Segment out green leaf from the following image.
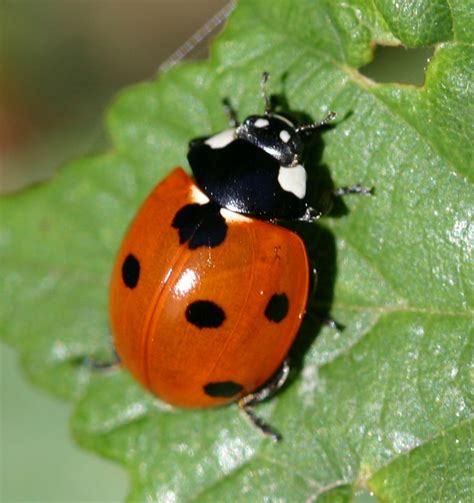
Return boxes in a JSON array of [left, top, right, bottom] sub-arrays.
[[369, 420, 473, 502], [373, 0, 454, 46], [1, 0, 472, 501]]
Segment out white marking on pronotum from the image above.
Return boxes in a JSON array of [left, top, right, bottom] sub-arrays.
[[220, 208, 252, 223], [254, 118, 269, 128], [190, 185, 210, 204], [205, 128, 236, 149], [277, 164, 307, 199], [190, 187, 251, 221], [279, 130, 291, 143]]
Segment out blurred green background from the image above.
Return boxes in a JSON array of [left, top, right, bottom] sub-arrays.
[[0, 1, 432, 501]]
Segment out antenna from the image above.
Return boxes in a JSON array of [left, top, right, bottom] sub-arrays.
[[261, 71, 272, 115], [295, 111, 337, 134]]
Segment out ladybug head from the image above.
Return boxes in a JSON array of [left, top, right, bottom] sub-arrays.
[[188, 72, 336, 221], [235, 114, 304, 167], [235, 72, 335, 168]]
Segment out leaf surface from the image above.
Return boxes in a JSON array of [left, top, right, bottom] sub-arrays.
[[1, 0, 472, 501]]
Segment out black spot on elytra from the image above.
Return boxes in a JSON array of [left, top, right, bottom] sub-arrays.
[[203, 381, 243, 397], [122, 254, 140, 288], [265, 293, 289, 323], [172, 202, 227, 249], [186, 300, 225, 328]]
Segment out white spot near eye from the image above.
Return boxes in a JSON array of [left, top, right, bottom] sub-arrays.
[[279, 130, 291, 143], [254, 118, 269, 128], [277, 164, 307, 199], [204, 128, 236, 149]]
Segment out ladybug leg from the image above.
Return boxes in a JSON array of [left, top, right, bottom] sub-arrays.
[[308, 266, 344, 329], [82, 347, 121, 371], [238, 359, 290, 442], [318, 315, 345, 331], [307, 309, 346, 330], [333, 185, 374, 197], [222, 98, 239, 127], [302, 185, 374, 222], [301, 205, 325, 222]]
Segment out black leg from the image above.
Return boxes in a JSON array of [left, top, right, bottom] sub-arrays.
[[300, 205, 324, 222], [302, 184, 374, 223], [318, 315, 345, 331], [306, 309, 345, 331], [82, 347, 121, 372], [333, 184, 374, 197], [238, 359, 290, 442], [222, 98, 239, 127]]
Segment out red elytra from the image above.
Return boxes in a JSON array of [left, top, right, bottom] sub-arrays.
[[109, 168, 309, 408]]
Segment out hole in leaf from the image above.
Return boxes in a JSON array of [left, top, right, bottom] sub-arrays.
[[360, 45, 434, 86]]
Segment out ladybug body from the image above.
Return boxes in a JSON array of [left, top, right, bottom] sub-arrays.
[[108, 73, 356, 439], [109, 168, 309, 408]]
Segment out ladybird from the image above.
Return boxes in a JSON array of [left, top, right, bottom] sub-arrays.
[[109, 73, 371, 440]]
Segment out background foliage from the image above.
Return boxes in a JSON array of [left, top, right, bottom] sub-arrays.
[[1, 0, 472, 501]]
